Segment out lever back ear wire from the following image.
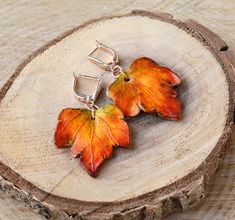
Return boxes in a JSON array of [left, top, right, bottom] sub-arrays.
[[72, 72, 102, 119], [88, 41, 128, 79], [88, 40, 119, 71]]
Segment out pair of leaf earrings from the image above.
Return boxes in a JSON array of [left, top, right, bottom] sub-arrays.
[[54, 41, 182, 176]]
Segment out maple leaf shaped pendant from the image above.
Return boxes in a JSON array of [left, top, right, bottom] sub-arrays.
[[107, 57, 182, 120], [55, 104, 130, 176]]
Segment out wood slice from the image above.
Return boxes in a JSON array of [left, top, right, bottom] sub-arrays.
[[0, 10, 234, 220]]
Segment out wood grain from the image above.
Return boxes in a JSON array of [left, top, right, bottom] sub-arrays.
[[0, 1, 234, 219]]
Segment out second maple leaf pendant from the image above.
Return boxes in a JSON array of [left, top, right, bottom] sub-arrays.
[[108, 57, 182, 119], [88, 42, 182, 120], [54, 73, 130, 176], [55, 104, 130, 176]]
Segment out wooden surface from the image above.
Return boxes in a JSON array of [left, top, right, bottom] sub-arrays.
[[0, 0, 234, 219]]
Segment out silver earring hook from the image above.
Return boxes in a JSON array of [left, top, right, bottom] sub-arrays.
[[88, 41, 123, 78], [73, 72, 101, 109]]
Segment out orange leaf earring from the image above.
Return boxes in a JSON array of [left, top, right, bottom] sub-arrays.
[[54, 73, 130, 176], [88, 41, 182, 120]]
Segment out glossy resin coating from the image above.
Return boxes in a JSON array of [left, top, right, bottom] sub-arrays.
[[108, 57, 182, 119], [55, 104, 130, 176]]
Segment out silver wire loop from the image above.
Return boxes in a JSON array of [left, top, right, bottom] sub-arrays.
[[111, 65, 123, 78], [88, 41, 121, 75], [85, 102, 99, 119]]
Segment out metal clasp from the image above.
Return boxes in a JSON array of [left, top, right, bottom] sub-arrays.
[[73, 73, 102, 105], [88, 40, 119, 72]]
